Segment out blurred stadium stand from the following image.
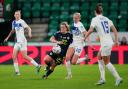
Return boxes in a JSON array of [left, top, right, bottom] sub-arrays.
[[0, 0, 128, 43]]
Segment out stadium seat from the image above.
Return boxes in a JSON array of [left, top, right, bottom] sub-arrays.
[[60, 11, 69, 22], [51, 0, 60, 3], [41, 2, 51, 17], [118, 20, 127, 28], [109, 11, 118, 19], [111, 19, 117, 27], [50, 12, 59, 21], [102, 2, 109, 11], [61, 2, 70, 11], [22, 3, 31, 18], [41, 2, 51, 11], [48, 21, 59, 37], [70, 3, 80, 12], [119, 2, 128, 10], [80, 3, 89, 11], [81, 11, 88, 19], [32, 2, 41, 18], [110, 2, 118, 10], [51, 3, 60, 11]]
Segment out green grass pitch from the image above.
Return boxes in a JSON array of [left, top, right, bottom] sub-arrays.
[[0, 65, 127, 89]]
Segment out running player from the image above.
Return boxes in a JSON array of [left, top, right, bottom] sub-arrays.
[[85, 3, 122, 86], [4, 10, 41, 75], [42, 22, 73, 79], [65, 13, 90, 79]]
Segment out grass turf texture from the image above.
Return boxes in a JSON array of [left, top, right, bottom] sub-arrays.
[[0, 65, 127, 89]]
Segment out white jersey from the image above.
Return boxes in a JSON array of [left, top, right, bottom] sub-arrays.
[[71, 22, 86, 45], [90, 15, 114, 46], [12, 19, 28, 43]]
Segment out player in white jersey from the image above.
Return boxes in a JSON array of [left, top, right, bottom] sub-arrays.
[[4, 10, 41, 75], [85, 3, 122, 86], [65, 13, 90, 79]]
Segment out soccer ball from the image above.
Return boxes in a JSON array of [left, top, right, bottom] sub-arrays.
[[52, 45, 61, 54]]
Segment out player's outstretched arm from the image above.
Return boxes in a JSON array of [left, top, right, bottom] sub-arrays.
[[50, 36, 63, 44], [85, 27, 94, 40], [4, 29, 15, 42], [111, 25, 118, 46]]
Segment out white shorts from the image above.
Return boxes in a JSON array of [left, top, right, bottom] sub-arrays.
[[69, 43, 83, 56], [100, 45, 112, 56], [14, 42, 27, 51]]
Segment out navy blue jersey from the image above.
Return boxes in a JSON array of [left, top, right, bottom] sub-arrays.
[[54, 31, 73, 53]]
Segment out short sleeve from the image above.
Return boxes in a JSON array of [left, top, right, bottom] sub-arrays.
[[53, 32, 58, 39], [78, 23, 86, 33], [109, 19, 114, 27], [22, 20, 28, 28], [12, 21, 15, 30], [90, 18, 96, 28]]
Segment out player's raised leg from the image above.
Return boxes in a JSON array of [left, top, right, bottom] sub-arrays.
[[76, 54, 90, 64], [43, 55, 57, 79], [65, 47, 74, 79], [44, 55, 54, 71], [21, 50, 41, 73]]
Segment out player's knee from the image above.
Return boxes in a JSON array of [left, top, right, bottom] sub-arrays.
[[65, 56, 71, 61], [71, 60, 76, 65], [104, 60, 109, 65], [44, 58, 50, 64], [22, 54, 28, 59], [12, 55, 17, 60]]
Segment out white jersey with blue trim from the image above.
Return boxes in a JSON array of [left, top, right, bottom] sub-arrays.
[[12, 19, 28, 43], [72, 22, 86, 44], [90, 15, 114, 46]]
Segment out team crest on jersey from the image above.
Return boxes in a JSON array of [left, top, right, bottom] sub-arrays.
[[72, 26, 80, 36]]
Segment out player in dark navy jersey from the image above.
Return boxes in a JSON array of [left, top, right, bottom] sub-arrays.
[[42, 22, 73, 79]]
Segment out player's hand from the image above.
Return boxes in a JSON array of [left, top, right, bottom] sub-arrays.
[[114, 41, 119, 47], [82, 38, 86, 42], [4, 38, 8, 42], [28, 33, 32, 38], [57, 41, 63, 44]]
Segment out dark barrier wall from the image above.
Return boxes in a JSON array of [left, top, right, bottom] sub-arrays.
[[0, 45, 128, 65], [0, 21, 14, 44]]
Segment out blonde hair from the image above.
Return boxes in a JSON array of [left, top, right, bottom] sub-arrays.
[[15, 10, 21, 13], [73, 12, 81, 19], [60, 22, 70, 31]]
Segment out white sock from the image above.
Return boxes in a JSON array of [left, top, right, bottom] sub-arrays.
[[98, 60, 105, 81], [30, 60, 39, 67], [76, 57, 86, 64], [106, 62, 121, 80], [65, 60, 72, 75], [13, 63, 20, 73]]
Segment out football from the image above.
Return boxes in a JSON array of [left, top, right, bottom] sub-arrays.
[[52, 45, 61, 54]]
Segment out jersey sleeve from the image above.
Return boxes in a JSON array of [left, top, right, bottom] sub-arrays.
[[12, 21, 15, 30], [109, 19, 114, 27], [22, 20, 28, 28], [53, 32, 58, 40], [90, 18, 96, 28], [78, 23, 86, 33]]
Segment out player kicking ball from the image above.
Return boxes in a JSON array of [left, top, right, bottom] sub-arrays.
[[4, 10, 41, 75], [85, 3, 123, 86], [42, 22, 73, 79]]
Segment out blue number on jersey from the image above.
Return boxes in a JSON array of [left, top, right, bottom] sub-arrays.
[[101, 21, 109, 34]]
